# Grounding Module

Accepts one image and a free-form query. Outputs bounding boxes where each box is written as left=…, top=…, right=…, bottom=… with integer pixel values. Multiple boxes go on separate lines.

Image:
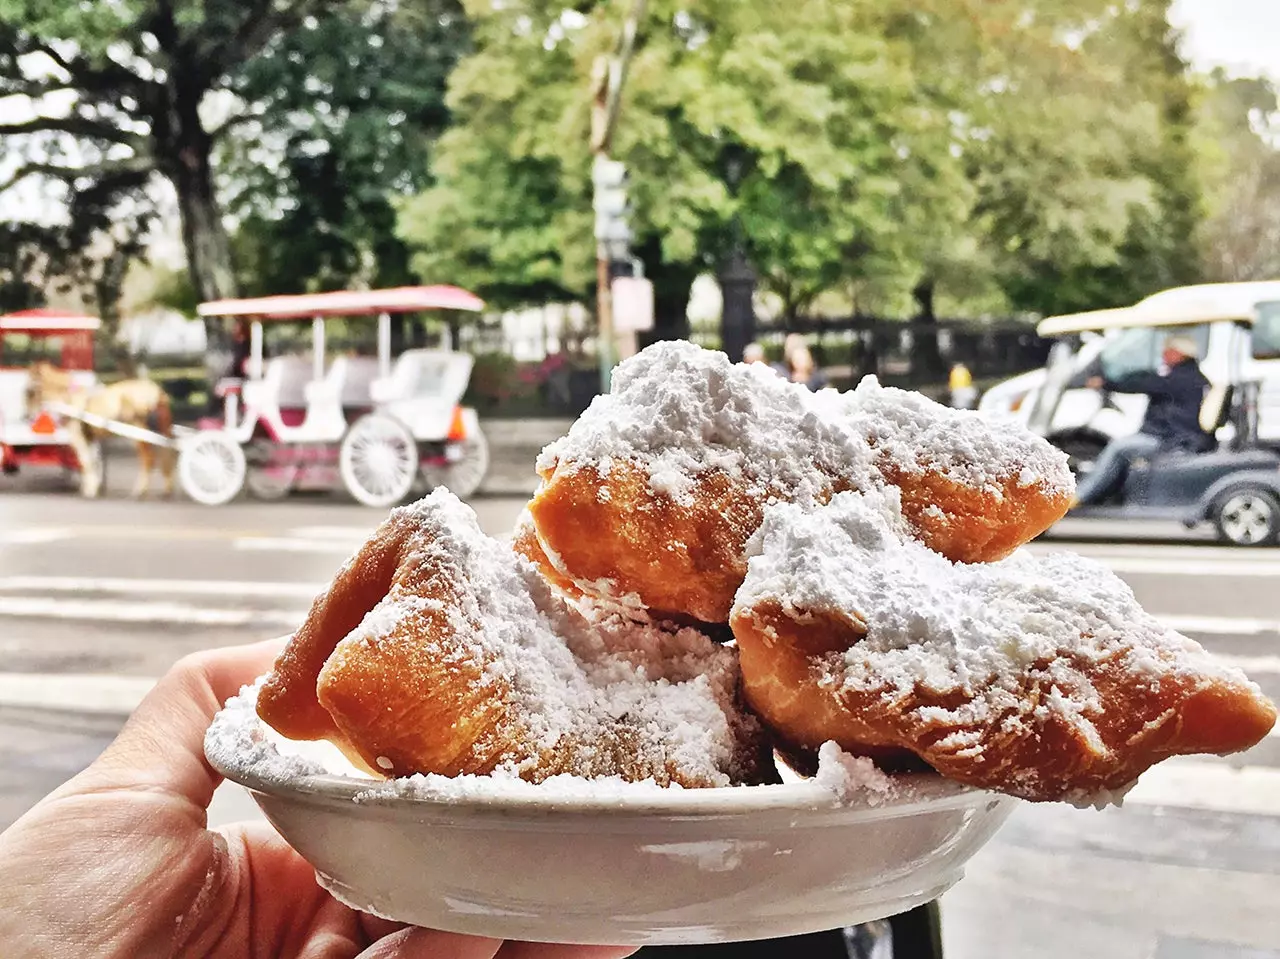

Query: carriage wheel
left=178, top=432, right=247, bottom=506
left=77, top=439, right=106, bottom=499
left=340, top=414, right=417, bottom=508
left=245, top=441, right=297, bottom=502
left=421, top=429, right=490, bottom=501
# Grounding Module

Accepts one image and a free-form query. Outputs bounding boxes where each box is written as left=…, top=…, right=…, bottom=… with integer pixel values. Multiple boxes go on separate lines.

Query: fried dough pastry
left=257, top=489, right=771, bottom=787
left=730, top=490, right=1278, bottom=804
left=816, top=378, right=1073, bottom=563
left=529, top=341, right=1071, bottom=623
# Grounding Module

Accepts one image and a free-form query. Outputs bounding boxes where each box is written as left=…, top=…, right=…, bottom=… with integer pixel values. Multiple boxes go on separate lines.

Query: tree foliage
left=400, top=0, right=1219, bottom=330
left=0, top=1, right=466, bottom=328
left=223, top=0, right=468, bottom=296
left=1195, top=71, right=1280, bottom=283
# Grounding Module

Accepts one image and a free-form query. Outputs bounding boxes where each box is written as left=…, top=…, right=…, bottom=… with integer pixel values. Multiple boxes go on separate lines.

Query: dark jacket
left=1105, top=358, right=1213, bottom=452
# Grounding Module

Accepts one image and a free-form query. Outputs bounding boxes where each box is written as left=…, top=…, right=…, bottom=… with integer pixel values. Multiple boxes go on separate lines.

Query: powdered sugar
left=813, top=741, right=898, bottom=805
left=736, top=489, right=1253, bottom=754
left=538, top=344, right=1070, bottom=513
left=537, top=340, right=881, bottom=506
left=309, top=490, right=766, bottom=786
left=818, top=376, right=1072, bottom=497
left=206, top=679, right=375, bottom=784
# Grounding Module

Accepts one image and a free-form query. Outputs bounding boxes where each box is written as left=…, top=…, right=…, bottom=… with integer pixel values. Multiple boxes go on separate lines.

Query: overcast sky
left=1172, top=0, right=1280, bottom=79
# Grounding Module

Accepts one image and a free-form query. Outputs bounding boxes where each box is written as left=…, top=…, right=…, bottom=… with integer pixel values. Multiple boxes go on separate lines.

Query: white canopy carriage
left=185, top=285, right=488, bottom=507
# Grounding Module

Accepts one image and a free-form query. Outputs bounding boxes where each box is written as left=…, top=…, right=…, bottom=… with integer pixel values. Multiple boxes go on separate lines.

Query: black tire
left=1212, top=487, right=1280, bottom=546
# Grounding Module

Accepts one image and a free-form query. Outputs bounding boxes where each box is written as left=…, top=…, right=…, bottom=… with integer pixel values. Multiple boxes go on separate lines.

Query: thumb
left=356, top=927, right=501, bottom=959
left=65, top=639, right=285, bottom=810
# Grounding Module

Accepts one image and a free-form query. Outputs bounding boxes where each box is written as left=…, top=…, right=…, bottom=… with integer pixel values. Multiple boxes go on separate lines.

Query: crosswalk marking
left=0, top=528, right=69, bottom=545
left=1123, top=759, right=1280, bottom=818
left=0, top=672, right=153, bottom=714
left=0, top=596, right=304, bottom=627
left=1215, top=653, right=1280, bottom=675
left=1160, top=614, right=1280, bottom=636
left=0, top=575, right=324, bottom=600
left=233, top=536, right=361, bottom=554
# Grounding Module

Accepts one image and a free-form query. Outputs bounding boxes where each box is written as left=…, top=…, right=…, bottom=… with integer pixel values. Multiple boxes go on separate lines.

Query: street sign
left=611, top=276, right=654, bottom=333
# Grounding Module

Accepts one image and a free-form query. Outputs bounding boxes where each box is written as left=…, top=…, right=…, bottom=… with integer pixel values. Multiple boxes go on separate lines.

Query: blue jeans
left=1074, top=432, right=1162, bottom=505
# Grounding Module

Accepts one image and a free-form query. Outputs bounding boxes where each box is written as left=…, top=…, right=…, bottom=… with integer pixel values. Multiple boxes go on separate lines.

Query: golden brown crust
left=732, top=599, right=1277, bottom=802
left=257, top=493, right=775, bottom=787
left=879, top=460, right=1071, bottom=564
left=529, top=461, right=764, bottom=623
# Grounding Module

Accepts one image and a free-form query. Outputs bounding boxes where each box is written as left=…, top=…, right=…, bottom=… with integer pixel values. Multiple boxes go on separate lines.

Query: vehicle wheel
left=78, top=439, right=106, bottom=498
left=245, top=441, right=296, bottom=501
left=340, top=414, right=417, bottom=508
left=1213, top=487, right=1280, bottom=546
left=421, top=429, right=490, bottom=501
left=178, top=432, right=247, bottom=506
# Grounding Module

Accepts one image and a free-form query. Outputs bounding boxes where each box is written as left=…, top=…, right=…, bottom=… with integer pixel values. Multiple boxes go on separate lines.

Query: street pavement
left=1, top=476, right=1279, bottom=958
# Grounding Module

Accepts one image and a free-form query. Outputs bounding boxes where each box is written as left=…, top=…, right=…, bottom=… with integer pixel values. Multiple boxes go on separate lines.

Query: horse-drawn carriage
left=0, top=309, right=107, bottom=495
left=182, top=285, right=489, bottom=507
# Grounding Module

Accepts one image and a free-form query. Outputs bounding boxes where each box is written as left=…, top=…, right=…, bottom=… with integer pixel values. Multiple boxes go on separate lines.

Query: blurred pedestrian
left=742, top=342, right=768, bottom=365
left=788, top=345, right=829, bottom=392
left=948, top=362, right=977, bottom=409
left=1074, top=334, right=1212, bottom=506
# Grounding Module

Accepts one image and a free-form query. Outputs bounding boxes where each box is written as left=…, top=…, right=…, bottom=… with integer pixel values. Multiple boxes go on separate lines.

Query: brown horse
left=27, top=361, right=176, bottom=498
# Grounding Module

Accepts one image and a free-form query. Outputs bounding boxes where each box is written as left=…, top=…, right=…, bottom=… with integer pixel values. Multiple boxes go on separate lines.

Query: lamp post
left=718, top=152, right=756, bottom=363
left=718, top=244, right=756, bottom=363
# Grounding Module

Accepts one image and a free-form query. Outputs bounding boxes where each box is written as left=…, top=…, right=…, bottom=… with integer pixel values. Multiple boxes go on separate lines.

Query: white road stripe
left=0, top=673, right=154, bottom=713
left=0, top=576, right=324, bottom=600
left=1033, top=544, right=1280, bottom=561
left=288, top=525, right=378, bottom=540
left=233, top=537, right=360, bottom=554
left=1082, top=557, right=1280, bottom=577
left=1214, top=653, right=1280, bottom=675
left=1124, top=759, right=1280, bottom=817
left=0, top=596, right=305, bottom=626
left=0, top=528, right=70, bottom=545
left=1160, top=614, right=1280, bottom=636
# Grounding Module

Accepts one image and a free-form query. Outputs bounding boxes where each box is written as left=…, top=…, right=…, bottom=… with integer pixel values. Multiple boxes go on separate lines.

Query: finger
left=69, top=638, right=286, bottom=810
left=355, top=927, right=502, bottom=959
left=497, top=944, right=638, bottom=959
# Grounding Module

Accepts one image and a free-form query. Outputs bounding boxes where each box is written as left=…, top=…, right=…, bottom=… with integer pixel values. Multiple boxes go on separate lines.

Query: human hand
left=0, top=640, right=638, bottom=959
left=1085, top=376, right=1105, bottom=390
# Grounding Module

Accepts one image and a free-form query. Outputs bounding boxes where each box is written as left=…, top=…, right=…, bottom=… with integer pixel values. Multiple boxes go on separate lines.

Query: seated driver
left=1073, top=334, right=1213, bottom=506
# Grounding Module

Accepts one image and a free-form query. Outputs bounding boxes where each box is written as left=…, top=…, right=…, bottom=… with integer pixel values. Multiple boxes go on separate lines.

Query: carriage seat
left=0, top=370, right=30, bottom=433
left=335, top=356, right=381, bottom=410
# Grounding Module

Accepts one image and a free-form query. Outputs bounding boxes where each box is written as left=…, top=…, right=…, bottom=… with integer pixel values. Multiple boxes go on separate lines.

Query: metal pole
left=312, top=316, right=325, bottom=382
left=377, top=312, right=392, bottom=378
left=592, top=0, right=648, bottom=394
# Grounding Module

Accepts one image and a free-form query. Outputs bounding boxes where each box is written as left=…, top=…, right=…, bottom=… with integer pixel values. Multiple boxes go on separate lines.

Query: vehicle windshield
left=1099, top=324, right=1211, bottom=380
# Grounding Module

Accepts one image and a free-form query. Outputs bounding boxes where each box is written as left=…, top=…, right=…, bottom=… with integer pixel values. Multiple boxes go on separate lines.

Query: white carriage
left=183, top=285, right=489, bottom=507
left=0, top=309, right=106, bottom=495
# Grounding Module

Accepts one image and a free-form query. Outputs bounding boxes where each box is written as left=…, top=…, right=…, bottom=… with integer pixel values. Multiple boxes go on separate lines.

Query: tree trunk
left=911, top=278, right=945, bottom=382
left=150, top=60, right=238, bottom=386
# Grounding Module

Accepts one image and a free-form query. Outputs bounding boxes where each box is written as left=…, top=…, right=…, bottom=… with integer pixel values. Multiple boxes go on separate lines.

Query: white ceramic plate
left=206, top=695, right=1016, bottom=947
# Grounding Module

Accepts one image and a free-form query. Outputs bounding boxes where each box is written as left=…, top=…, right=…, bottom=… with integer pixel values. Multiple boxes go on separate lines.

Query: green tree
left=1195, top=71, right=1280, bottom=282
left=399, top=0, right=962, bottom=339
left=223, top=1, right=468, bottom=296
